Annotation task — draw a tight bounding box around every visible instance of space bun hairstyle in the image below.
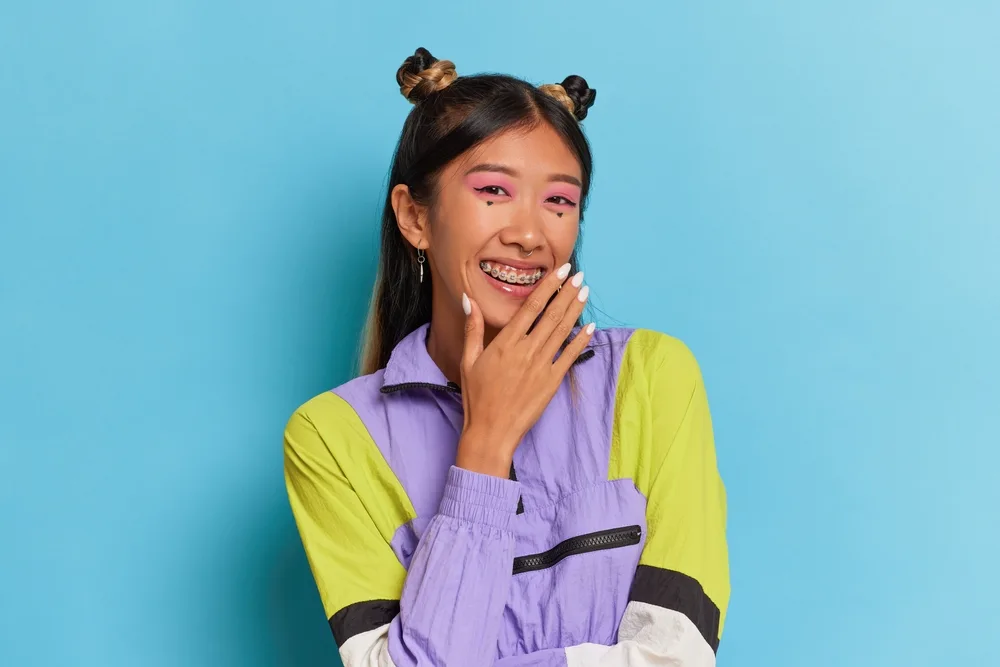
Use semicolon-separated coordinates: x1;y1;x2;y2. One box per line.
395;48;597;122
396;47;459;103
538;76;598;121
361;48;598;374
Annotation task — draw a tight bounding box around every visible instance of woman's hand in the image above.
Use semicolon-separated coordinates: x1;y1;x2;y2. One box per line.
455;263;594;478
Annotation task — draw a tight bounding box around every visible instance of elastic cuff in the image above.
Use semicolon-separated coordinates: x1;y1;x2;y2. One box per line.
437;465;521;529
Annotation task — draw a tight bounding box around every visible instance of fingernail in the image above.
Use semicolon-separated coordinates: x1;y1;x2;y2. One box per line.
585;322;596;335
577;285;590;303
557;263;571;280
571;271;584;288
462;292;471;315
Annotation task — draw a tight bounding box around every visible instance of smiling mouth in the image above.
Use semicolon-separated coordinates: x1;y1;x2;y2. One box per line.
479;261;545;285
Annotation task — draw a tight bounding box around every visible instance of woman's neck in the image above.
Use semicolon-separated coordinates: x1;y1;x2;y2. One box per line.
425;302;498;386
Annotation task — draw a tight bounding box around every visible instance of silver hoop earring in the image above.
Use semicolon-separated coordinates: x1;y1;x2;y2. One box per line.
417;248;426;283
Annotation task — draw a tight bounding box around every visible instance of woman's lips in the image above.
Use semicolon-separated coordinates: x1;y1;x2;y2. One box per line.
479;267;543;298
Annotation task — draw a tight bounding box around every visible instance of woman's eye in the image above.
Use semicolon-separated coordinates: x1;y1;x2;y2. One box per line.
547;195;578;207
475;185;509;197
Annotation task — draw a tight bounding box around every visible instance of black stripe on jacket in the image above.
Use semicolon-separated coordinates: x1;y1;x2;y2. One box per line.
628;564;721;652
329;599;399;647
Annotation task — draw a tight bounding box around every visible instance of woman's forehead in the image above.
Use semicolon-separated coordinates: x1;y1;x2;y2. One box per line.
450;124;582;180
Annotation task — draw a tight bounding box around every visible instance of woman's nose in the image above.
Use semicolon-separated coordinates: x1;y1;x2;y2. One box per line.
499;209;545;254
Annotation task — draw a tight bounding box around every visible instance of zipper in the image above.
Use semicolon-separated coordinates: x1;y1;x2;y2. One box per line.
380;381;460;394
512;525;641;575
379;349;596;395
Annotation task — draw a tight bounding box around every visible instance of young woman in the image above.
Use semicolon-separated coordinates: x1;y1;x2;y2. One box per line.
284;48;730;667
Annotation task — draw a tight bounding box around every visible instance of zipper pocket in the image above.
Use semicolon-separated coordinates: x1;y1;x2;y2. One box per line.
512;525;642;575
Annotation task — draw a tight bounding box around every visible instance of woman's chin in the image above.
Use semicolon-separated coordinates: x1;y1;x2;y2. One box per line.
479;301;519;332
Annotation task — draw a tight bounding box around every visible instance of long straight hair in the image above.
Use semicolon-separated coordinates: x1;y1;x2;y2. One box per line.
359;49;596;375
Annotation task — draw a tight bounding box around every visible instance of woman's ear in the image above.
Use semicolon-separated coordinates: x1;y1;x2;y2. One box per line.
392;183;429;250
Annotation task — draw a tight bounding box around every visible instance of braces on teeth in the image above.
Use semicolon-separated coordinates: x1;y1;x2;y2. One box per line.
480;261;544;285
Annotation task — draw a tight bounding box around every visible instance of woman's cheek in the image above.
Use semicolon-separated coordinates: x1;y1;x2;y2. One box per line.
463;199;502;234
553;217;580;253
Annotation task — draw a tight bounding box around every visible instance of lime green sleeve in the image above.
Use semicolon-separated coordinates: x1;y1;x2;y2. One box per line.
610;330;731;651
283;392;414;637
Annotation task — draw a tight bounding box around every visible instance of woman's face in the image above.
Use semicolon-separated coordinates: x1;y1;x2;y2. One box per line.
410;122;584;331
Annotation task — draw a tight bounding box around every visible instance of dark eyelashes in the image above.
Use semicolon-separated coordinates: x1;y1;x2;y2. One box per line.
474;187;577;208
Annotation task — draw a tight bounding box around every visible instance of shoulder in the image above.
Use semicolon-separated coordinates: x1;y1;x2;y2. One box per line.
283;384;377;460
615;328;705;413
590;327;698;369
606;329;712;485
583;326;702;391
286;365;386;432
283;383;416;526
622;329;701;380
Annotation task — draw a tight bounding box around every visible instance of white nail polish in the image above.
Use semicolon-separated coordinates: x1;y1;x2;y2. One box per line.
585;322;596;335
462;292;471;315
571;271;584;288
557;263;571;280
577;285;589;303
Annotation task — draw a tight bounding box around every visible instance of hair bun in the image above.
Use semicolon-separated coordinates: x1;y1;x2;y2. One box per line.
396;47;458;103
559;75;597;121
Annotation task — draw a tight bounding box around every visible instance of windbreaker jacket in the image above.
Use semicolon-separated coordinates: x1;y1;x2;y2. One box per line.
284;324;730;667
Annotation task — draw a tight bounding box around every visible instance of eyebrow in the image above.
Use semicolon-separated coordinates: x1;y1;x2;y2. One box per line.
465;163;582;188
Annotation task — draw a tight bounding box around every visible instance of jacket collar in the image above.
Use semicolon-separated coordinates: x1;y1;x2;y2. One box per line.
380;324;459;394
380;322;595;394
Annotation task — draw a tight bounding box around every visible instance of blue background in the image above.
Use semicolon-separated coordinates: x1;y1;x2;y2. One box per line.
2;2;998;665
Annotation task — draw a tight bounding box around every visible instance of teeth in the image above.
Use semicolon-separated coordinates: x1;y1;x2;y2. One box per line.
480;262;544;285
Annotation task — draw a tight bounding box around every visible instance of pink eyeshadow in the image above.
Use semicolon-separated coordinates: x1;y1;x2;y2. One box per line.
544;184;581;202
465;172;517;195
